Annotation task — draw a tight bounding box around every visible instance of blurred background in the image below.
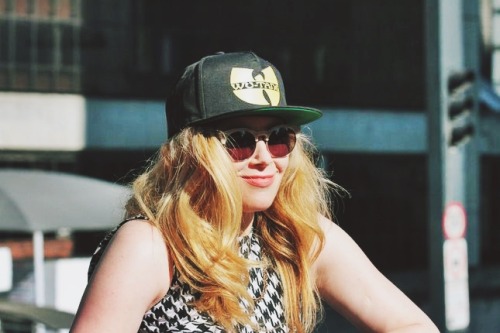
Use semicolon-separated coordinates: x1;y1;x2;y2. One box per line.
0;0;499;332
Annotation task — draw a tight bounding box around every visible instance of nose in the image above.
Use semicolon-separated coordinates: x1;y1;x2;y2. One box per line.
249;140;273;165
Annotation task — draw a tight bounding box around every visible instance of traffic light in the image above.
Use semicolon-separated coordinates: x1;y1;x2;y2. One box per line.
447;70;476;146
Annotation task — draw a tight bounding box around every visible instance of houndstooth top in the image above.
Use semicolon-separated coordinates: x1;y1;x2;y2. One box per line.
88;218;289;332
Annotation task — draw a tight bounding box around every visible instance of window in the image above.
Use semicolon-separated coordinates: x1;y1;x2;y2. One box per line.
0;0;81;92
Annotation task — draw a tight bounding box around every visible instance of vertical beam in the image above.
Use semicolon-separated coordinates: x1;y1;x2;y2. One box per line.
425;0;471;331
33;231;46;306
492;0;500;94
33;231;47;333
425;1;447;328
463;0;482;267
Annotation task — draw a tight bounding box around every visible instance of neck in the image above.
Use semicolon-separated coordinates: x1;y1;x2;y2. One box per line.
241;212;255;236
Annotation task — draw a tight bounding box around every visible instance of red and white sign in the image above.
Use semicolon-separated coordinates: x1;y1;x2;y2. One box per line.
441;203;470;331
442;202;467;239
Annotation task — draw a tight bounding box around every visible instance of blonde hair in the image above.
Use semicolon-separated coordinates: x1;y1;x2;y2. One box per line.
126;127;336;332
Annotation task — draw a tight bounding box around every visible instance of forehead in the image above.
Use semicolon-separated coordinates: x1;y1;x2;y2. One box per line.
214;116;285;131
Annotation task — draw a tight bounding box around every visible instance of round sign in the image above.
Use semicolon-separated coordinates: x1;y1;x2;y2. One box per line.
442;202;467;239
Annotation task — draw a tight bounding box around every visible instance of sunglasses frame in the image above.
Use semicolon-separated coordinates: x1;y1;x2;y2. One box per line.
219;125;299;161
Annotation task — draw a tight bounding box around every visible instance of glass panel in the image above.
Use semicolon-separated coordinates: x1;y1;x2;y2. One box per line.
36;0;51;17
60;24;74;66
15;0;28;16
0;68;7;88
37;23;53;65
70;0;80;18
15;21;31;65
0;20;8;63
0;0;7;14
35;70;52;90
57;0;70;18
13;68;29;89
55;70;74;91
28;0;35;15
73;70;80;91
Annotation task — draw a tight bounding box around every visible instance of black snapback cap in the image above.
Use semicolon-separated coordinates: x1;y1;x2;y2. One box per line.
166;51;322;138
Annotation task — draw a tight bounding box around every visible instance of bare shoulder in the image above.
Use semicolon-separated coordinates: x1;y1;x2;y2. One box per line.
71;219;171;332
101;219;172;289
95;219;169;272
316;214;351;250
317;214;337;234
110;219;167;255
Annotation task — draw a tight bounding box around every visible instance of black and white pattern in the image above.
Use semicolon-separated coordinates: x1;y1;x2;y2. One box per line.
89;220;289;332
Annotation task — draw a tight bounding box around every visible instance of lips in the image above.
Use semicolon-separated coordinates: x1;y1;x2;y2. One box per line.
241;175;275;188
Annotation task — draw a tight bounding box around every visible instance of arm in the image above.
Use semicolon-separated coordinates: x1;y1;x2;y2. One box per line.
70;220;172;333
313;216;439;333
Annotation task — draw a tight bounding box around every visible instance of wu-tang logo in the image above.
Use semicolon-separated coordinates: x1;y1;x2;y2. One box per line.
230;67;281;106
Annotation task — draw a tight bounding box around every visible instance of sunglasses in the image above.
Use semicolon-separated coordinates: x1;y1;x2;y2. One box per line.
220;126;298;161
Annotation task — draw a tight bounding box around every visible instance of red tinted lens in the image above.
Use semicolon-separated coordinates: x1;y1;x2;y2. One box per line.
225;130;256;161
268;127;296;157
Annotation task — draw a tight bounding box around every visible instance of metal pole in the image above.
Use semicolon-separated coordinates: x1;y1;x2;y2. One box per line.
426;0;472;331
33;231;45;306
33;231;47;333
425;0;447;327
462;0;482;268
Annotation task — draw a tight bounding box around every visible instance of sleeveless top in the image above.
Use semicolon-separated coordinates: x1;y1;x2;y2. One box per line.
88;218;289;333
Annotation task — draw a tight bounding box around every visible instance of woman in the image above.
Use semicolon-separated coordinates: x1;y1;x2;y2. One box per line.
70;52;438;332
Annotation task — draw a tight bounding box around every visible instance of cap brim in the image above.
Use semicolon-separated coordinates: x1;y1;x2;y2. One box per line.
190;106;323;128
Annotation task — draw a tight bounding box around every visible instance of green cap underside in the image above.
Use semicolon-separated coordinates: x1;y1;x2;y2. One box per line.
189;106;323;128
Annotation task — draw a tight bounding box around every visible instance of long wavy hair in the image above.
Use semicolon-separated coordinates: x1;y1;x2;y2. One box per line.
126;126;336;332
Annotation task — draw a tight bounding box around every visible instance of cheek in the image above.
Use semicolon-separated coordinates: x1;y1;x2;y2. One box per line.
275;157;289;174
231;160;246;173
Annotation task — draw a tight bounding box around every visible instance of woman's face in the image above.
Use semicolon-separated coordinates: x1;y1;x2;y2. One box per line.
218;116;291;213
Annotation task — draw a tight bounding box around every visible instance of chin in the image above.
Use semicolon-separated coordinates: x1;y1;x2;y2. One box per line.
242;201;274;213
241;187;279;211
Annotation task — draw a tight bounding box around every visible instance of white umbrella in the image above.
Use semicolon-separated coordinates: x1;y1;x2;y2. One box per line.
0;298;75;330
0;168;130;307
